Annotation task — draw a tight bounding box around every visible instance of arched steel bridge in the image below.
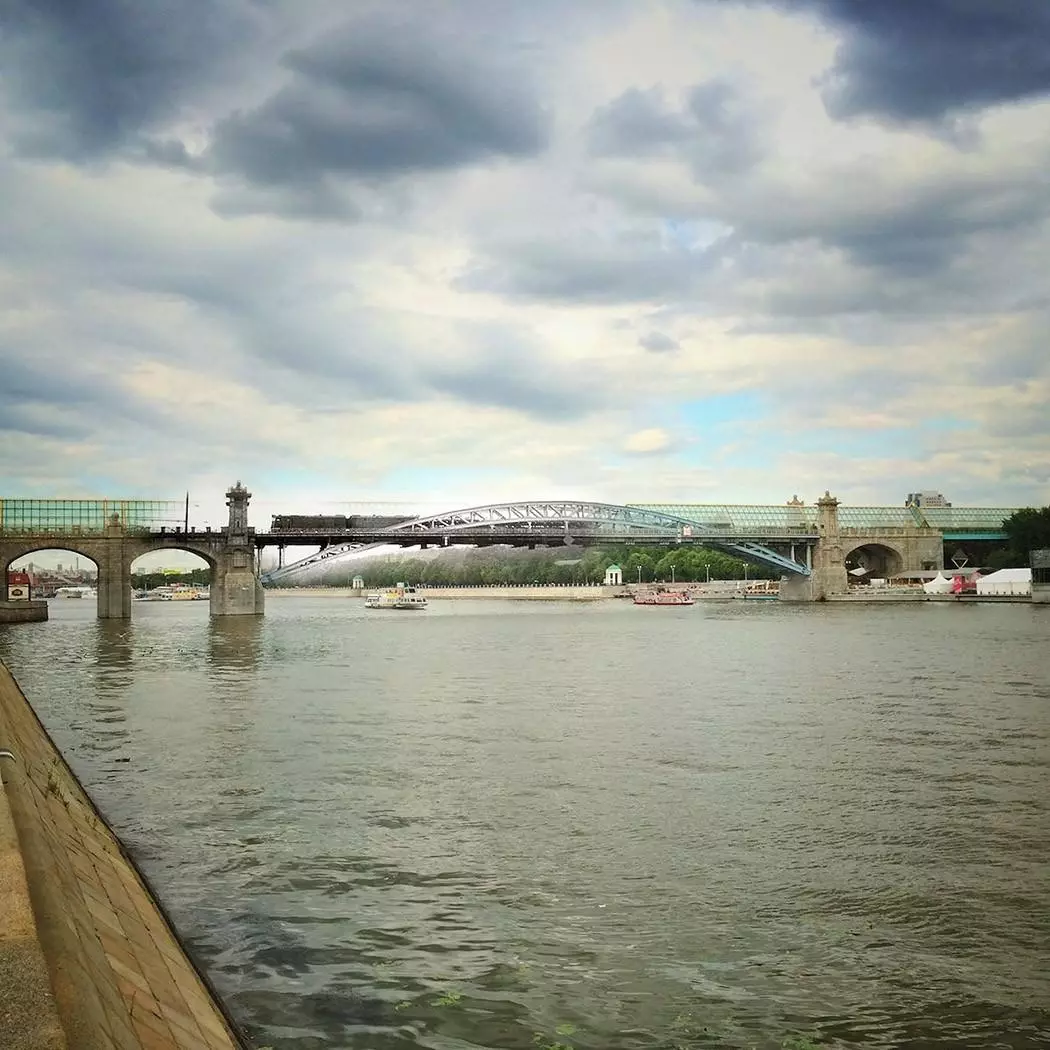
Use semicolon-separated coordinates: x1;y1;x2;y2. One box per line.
258;500;818;584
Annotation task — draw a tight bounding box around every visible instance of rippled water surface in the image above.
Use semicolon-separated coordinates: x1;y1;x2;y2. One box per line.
2;596;1048;1049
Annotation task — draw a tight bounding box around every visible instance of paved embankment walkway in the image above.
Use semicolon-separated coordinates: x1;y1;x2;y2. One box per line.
0;660;249;1050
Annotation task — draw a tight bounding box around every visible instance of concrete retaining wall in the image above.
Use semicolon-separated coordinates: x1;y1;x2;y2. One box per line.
0;660;249;1050
417;585;621;600
269;585;625;600
0;600;48;624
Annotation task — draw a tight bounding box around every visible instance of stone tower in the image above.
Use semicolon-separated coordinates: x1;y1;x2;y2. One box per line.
210;481;265;616
780;491;849;602
225;481;251;534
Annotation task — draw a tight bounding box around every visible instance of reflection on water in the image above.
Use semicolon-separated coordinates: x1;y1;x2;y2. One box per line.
209;616;262;674
2;598;1049;1049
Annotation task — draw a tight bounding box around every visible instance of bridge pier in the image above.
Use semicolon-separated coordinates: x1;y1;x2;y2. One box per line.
209;482;264;617
209;553;264;616
97;517;133;619
780;492;849;602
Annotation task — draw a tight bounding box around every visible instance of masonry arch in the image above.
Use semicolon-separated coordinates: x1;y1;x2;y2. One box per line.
3;546;101;607
129;546;216;608
844;542;903;580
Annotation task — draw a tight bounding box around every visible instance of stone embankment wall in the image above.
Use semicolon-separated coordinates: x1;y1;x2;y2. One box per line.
0;660;248;1050
269;584;626;600
0;599;48;624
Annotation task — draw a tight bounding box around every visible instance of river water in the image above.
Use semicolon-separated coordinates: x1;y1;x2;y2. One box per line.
1;597;1048;1049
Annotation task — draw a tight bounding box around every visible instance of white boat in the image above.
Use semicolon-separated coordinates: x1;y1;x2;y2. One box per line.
54;586;97;599
364;583;428;610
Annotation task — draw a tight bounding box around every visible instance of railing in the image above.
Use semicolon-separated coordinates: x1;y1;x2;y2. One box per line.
837;526;933;536
259;525;822;541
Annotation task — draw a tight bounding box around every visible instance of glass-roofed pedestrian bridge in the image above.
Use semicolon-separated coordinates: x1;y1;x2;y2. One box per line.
629;504;1017;541
0;498;1018;542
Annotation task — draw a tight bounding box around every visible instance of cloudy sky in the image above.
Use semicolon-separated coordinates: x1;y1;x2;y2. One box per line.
3;0;1049;531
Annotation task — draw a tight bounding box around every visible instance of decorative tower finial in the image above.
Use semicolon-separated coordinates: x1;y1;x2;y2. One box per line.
225;481;252;534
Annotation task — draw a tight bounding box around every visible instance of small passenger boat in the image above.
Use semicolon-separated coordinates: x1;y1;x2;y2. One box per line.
633;589;694;606
364;583;428;610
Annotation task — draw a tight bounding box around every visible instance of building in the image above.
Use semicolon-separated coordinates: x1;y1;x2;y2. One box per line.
604;564;623;586
906;491;952;508
6;570;31;600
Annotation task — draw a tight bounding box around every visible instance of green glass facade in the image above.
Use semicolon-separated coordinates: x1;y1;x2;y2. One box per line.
0;499;184;534
631;503;1016;534
630;504;818;529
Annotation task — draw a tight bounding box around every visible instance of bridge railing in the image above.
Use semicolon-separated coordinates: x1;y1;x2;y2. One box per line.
837;526;934;536
260;525;822;541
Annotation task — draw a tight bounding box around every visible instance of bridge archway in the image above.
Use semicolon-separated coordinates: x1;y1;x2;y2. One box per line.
844;542;903;580
3;546;101;606
129;547;216;609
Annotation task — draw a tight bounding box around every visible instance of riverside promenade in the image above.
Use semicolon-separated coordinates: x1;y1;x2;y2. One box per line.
0;660;249;1050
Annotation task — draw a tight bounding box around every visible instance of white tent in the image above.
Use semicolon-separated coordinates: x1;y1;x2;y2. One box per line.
975;568;1031;596
923;572;953;594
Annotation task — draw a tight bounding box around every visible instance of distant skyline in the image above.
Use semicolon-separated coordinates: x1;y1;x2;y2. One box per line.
2;1;1048;520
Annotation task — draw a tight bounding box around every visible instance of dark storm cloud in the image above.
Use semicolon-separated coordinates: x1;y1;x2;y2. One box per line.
638;331;680;353
0;0;266;158
426;356;599;421
0;345;163;441
206;18;549;205
588;87;693;155
457;230;730;305
767;0;1050;122
587;79;763;176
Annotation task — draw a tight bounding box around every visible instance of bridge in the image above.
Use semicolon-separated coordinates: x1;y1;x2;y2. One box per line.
0;483;264;620
0;482;1019;619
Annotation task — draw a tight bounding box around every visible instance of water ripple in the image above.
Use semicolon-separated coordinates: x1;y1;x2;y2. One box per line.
2;598;1047;1048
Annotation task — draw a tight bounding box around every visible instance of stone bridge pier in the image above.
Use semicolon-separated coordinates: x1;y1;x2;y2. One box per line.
780;491;943;601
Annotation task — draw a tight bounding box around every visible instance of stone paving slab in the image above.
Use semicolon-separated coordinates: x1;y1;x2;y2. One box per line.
0;659;251;1050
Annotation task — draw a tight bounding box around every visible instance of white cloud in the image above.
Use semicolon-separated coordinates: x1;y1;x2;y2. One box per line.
623;427;674;455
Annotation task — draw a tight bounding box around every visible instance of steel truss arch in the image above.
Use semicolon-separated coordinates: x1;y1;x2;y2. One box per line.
261;541;382;584
390;500;721;534
262;500;812;581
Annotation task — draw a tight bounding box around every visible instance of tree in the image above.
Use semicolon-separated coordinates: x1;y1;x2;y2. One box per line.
1002;507;1050;563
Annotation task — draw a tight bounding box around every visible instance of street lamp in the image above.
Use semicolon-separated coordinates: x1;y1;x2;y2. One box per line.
637;566;642;584
671;565;676;584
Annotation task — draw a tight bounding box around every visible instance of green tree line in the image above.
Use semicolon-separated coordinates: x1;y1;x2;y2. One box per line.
274;544;778;589
131;568;211;590
987;506;1050;569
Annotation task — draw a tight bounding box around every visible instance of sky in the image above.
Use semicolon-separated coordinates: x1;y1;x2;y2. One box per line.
3;0;1049;552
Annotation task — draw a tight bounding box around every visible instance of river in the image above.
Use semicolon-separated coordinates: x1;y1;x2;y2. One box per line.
1;597;1047;1049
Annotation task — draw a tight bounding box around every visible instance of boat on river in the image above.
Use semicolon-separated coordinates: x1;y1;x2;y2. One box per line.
633;589;694;606
364;583;428;610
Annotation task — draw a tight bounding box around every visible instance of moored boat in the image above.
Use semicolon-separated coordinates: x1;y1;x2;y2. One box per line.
633;589;694;606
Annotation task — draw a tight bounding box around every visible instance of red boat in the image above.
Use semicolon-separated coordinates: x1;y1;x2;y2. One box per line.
633;589;694;606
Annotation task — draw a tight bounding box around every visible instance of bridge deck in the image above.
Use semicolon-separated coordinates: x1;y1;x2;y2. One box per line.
252;527;821;546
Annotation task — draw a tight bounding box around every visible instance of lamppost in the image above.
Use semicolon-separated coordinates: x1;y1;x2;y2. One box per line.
671;565;676;584
637;566;642;584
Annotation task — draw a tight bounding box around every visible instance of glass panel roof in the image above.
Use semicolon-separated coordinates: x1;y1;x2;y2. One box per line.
919;507;1013;528
632;504;1018;532
0;499;183;533
633;504;819;529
